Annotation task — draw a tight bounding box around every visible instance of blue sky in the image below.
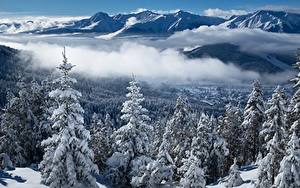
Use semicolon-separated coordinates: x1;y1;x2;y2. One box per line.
0;0;299;16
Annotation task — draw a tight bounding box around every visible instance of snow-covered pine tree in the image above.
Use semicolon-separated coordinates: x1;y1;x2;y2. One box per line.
287;50;300;137
0;78;46;166
89;113;112;171
256;131;285;187
168;96;196;179
131;125;175;187
220;103;243;170
259;86;288;156
39;48;98;188
104;113;114;131
207;115;229;182
107;77;152;186
39;78;56;140
191;113;211;171
14;79;40;165
226;158;243;187
274;129;300;188
151;117;168;157
179;152;206;188
0;91;26;166
242;80;265;164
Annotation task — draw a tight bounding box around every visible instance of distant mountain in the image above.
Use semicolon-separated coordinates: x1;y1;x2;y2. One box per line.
0;10;224;35
41;12;124;34
223;10;300;33
183;43;293;73
112;10;225;35
1;10;300;35
40;10;224;35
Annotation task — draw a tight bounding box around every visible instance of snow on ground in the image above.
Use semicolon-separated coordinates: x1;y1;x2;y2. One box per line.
208;166;258;188
0;166;258;188
0;168;107;188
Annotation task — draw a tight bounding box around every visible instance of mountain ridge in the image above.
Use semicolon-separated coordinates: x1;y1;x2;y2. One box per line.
0;9;299;35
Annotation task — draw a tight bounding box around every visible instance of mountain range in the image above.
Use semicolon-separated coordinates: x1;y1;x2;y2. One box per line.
0;9;299;35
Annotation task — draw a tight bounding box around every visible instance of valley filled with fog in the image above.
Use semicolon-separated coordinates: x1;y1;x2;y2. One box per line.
0;25;299;84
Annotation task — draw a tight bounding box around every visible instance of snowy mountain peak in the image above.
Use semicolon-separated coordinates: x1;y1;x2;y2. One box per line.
224;10;300;33
89;12;112;22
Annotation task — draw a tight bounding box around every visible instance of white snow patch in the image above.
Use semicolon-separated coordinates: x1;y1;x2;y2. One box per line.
81;21;100;30
96;17;139;40
207;166;258;188
0;168;107;188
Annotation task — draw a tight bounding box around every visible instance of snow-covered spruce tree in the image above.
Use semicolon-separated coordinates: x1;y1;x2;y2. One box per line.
13;79;39;165
242;80;265;164
0;91;26;166
256;132;285;188
0;78;45;166
29;79;54;163
89;113;112;171
39;78;56;140
131;125;175;187
287;51;300;137
274;129;300;188
207;115;229;182
191;113;211;171
226;158;243;187
168;96;196;179
179;152;206;188
259;86;288;156
104;113;114;131
220;103;243;170
107;77;153;186
151;117;168;157
39;48;98;188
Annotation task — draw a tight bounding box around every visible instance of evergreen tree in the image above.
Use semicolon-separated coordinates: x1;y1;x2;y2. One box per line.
89;113;112;171
226;158;243;187
151;117;168;157
167;96;196;179
107;77;152;186
179;152;206;188
0;78;46;166
191;113;210;171
220;103;243;169
104;113;114;131
39;48;98;188
132;125;175;187
39;78;56;140
260;86;288;156
287;51;300;137
256;132;285;187
274;130;300;188
242;80;265;164
167;96;195;167
207;115;229;182
0;91;26;166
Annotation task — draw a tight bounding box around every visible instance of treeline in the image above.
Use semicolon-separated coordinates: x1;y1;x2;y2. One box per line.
0;49;299;188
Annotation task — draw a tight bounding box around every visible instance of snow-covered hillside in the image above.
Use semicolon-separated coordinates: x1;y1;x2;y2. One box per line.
0;168;107;188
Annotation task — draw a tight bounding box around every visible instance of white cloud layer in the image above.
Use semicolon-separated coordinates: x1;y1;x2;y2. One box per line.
203;8;248;18
1;40;260;83
0;16;87;34
164;26;300;55
0;25;299;84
